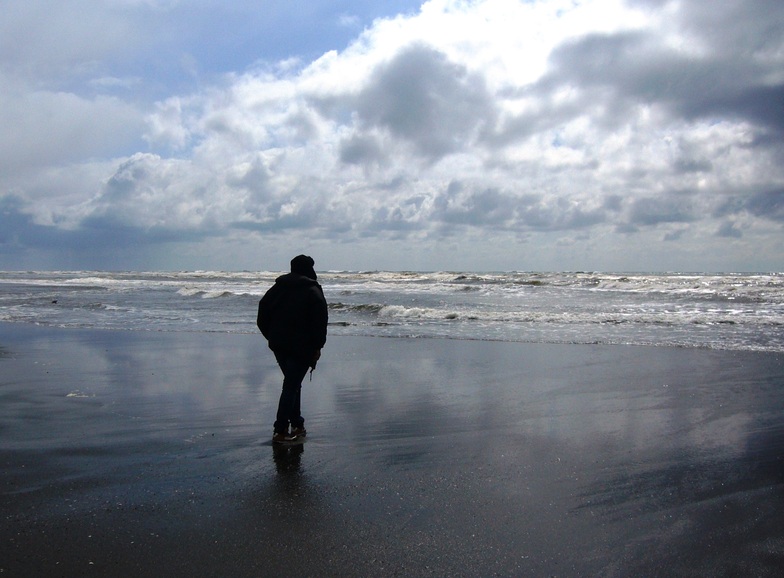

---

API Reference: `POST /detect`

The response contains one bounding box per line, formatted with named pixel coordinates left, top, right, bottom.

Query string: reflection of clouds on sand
left=48, top=330, right=284, bottom=441
left=575, top=421, right=784, bottom=575
left=5, top=325, right=784, bottom=576
left=324, top=337, right=499, bottom=467
left=324, top=339, right=752, bottom=464
left=566, top=351, right=784, bottom=575
left=579, top=421, right=784, bottom=516
left=321, top=337, right=784, bottom=500
left=685, top=411, right=753, bottom=455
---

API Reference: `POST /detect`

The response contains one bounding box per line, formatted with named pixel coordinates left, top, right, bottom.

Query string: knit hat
left=290, top=254, right=317, bottom=280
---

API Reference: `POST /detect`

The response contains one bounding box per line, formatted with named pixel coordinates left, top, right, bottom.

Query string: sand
left=2, top=322, right=784, bottom=576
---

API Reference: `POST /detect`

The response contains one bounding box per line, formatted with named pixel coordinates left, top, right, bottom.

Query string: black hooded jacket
left=257, top=272, right=328, bottom=359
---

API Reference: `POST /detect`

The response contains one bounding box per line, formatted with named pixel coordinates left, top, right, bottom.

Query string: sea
left=1, top=270, right=783, bottom=353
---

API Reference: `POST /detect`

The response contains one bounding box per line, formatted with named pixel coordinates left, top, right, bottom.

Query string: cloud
left=746, top=189, right=784, bottom=222
left=0, top=1, right=148, bottom=82
left=692, top=84, right=784, bottom=137
left=627, top=194, right=696, bottom=227
left=2, top=0, right=784, bottom=271
left=350, top=44, right=495, bottom=163
left=0, top=82, right=144, bottom=175
left=716, top=221, right=742, bottom=239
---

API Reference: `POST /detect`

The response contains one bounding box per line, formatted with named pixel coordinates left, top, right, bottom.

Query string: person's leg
left=273, top=352, right=309, bottom=434
left=291, top=385, right=304, bottom=431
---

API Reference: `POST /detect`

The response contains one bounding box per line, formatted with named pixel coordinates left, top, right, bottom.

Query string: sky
left=1, top=0, right=783, bottom=273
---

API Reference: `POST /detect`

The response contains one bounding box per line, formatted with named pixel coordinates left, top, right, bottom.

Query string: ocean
left=1, top=270, right=782, bottom=353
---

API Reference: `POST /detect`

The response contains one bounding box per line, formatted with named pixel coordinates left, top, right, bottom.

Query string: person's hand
left=310, top=349, right=321, bottom=368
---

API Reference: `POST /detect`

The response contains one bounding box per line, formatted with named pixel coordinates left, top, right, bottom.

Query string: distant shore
left=2, top=323, right=783, bottom=576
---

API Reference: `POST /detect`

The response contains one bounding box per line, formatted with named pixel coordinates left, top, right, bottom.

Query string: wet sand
left=1, top=322, right=784, bottom=576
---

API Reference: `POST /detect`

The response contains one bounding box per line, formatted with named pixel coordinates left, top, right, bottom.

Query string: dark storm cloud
left=0, top=194, right=216, bottom=266
left=712, top=196, right=747, bottom=219
left=514, top=197, right=608, bottom=231
left=339, top=133, right=388, bottom=166
left=682, top=84, right=784, bottom=137
left=746, top=189, right=784, bottom=222
left=351, top=44, right=496, bottom=162
left=713, top=189, right=784, bottom=223
left=433, top=182, right=517, bottom=227
left=229, top=201, right=324, bottom=232
left=430, top=181, right=608, bottom=232
left=534, top=0, right=784, bottom=141
left=226, top=155, right=274, bottom=198
left=541, top=32, right=739, bottom=123
left=489, top=29, right=732, bottom=146
left=78, top=215, right=220, bottom=246
left=627, top=195, right=696, bottom=227
left=0, top=196, right=62, bottom=251
left=672, top=157, right=712, bottom=175
left=716, top=221, right=742, bottom=239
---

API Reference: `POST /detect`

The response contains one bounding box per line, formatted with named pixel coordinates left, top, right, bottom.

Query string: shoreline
left=2, top=323, right=783, bottom=576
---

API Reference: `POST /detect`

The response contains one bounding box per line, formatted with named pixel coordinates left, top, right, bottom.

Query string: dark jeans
left=273, top=351, right=310, bottom=434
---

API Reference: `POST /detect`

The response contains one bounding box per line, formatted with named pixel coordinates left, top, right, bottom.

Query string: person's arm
left=257, top=284, right=279, bottom=337
left=310, top=348, right=321, bottom=369
left=310, top=286, right=328, bottom=349
left=256, top=299, right=265, bottom=334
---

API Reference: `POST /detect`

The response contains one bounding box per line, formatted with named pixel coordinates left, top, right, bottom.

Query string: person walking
left=257, top=255, right=328, bottom=443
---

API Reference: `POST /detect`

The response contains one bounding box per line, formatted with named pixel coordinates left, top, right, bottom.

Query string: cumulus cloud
left=2, top=0, right=783, bottom=271
left=351, top=44, right=495, bottom=162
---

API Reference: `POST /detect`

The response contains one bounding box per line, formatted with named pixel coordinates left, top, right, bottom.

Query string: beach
left=2, top=322, right=783, bottom=576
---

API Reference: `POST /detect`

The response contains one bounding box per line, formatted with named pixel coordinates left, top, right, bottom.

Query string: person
left=257, top=255, right=328, bottom=443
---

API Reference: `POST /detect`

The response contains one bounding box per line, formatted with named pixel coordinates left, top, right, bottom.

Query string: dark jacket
left=257, top=273, right=328, bottom=359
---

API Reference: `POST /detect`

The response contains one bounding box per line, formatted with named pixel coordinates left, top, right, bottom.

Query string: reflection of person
left=273, top=443, right=304, bottom=475
left=257, top=255, right=328, bottom=443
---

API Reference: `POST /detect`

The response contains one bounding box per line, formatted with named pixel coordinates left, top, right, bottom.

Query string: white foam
left=1, top=270, right=782, bottom=352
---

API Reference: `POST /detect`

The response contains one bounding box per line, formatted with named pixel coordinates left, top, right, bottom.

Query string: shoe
left=290, top=426, right=307, bottom=438
left=272, top=431, right=298, bottom=444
